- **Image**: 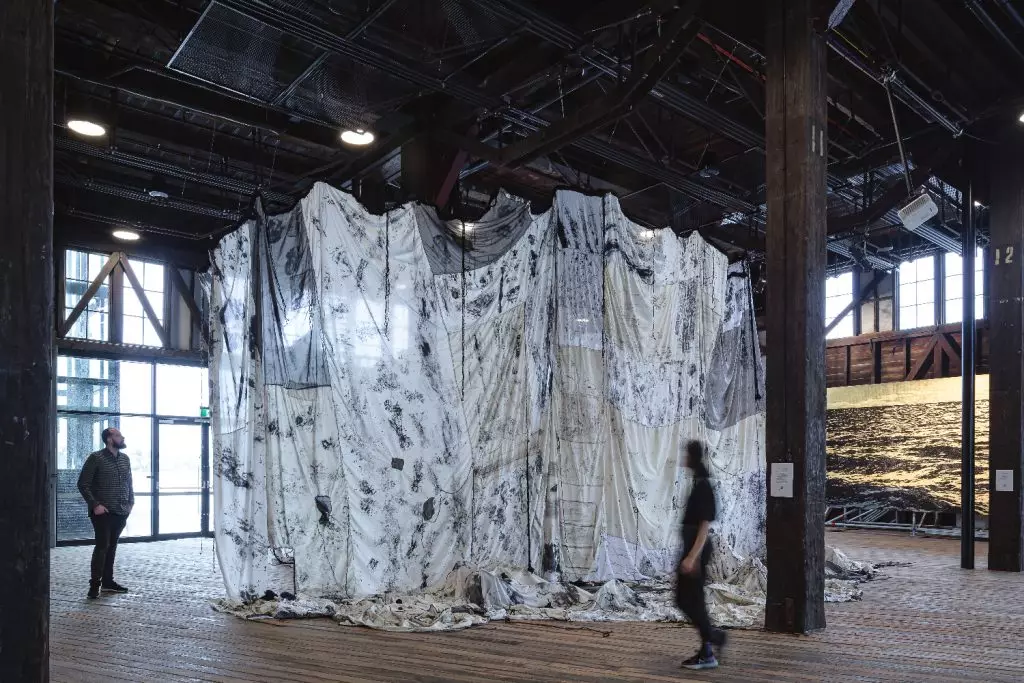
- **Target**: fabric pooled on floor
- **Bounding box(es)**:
[212,545,881,632]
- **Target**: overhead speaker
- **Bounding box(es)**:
[897,192,938,232]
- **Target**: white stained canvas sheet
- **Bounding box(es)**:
[210,183,769,624]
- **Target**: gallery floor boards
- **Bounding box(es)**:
[50,531,1024,682]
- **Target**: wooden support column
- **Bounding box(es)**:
[764,0,828,633]
[988,129,1024,572]
[0,0,54,679]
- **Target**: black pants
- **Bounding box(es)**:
[676,540,720,646]
[89,512,127,584]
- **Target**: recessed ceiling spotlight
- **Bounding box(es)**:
[148,189,170,199]
[112,229,140,242]
[973,200,982,208]
[341,128,375,145]
[67,119,107,137]
[1018,111,1024,124]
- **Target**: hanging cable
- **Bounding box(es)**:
[460,218,466,399]
[384,210,391,338]
[744,259,762,401]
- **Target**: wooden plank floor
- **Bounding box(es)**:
[51,531,1024,682]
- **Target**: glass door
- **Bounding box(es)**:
[155,420,209,536]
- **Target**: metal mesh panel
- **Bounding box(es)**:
[169,2,320,103]
[282,53,413,127]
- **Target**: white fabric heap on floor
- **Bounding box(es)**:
[210,183,847,632]
[211,542,880,632]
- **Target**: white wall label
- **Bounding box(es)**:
[771,463,794,498]
[995,470,1015,492]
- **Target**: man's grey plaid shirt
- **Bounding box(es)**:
[78,449,135,516]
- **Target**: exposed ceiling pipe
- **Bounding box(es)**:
[55,134,294,204]
[825,35,963,137]
[965,0,1024,67]
[58,175,243,220]
[62,209,216,240]
[994,0,1024,33]
[212,0,761,220]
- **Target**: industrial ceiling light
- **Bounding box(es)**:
[340,128,375,145]
[698,151,720,179]
[112,229,140,242]
[67,119,107,137]
[1018,111,1024,124]
[148,189,170,199]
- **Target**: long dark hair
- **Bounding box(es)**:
[685,440,711,479]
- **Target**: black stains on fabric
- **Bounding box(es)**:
[383,399,412,449]
[267,420,279,435]
[321,438,337,449]
[359,480,375,496]
[542,543,559,573]
[373,367,401,392]
[411,460,424,493]
[422,497,436,521]
[391,457,405,471]
[295,415,305,426]
[368,558,379,571]
[420,340,431,357]
[355,259,368,288]
[217,450,253,489]
[315,495,332,525]
[360,497,374,513]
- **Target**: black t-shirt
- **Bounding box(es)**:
[681,477,716,552]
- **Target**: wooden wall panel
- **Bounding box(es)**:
[825,323,989,388]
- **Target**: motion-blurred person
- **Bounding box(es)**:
[677,439,726,669]
[78,426,134,599]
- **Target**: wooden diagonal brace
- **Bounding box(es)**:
[167,266,210,349]
[60,252,120,338]
[120,254,171,348]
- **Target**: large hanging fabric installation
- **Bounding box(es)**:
[210,182,771,619]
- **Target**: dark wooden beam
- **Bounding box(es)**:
[987,128,1024,572]
[56,339,204,365]
[59,252,119,338]
[167,265,209,349]
[494,2,704,167]
[0,0,54,678]
[905,334,940,381]
[120,254,172,348]
[764,0,828,634]
[936,332,961,369]
[824,268,886,336]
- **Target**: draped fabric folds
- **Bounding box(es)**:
[211,183,766,602]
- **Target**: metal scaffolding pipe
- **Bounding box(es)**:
[962,151,977,570]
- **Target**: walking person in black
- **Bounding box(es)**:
[677,439,726,670]
[78,426,134,599]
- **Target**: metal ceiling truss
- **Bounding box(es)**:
[56,0,996,261]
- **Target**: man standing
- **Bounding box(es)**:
[78,426,134,599]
